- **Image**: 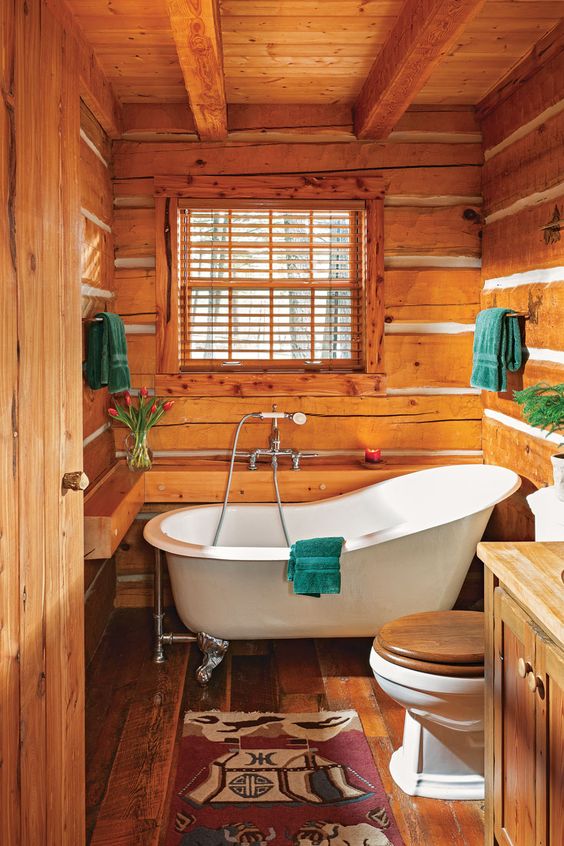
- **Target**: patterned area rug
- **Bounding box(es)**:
[165,710,404,846]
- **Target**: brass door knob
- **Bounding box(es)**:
[517,658,532,679]
[62,471,89,491]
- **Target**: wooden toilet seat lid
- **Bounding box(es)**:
[375,611,485,669]
[372,642,484,677]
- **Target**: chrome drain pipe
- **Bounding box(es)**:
[153,548,196,664]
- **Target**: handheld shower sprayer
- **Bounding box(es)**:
[290,411,307,425]
[259,410,307,425]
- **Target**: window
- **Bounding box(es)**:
[176,203,364,371]
[155,175,385,393]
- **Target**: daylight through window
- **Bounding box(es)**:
[177,203,365,371]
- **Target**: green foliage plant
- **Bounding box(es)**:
[514,383,564,446]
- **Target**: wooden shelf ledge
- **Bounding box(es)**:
[84,464,145,559]
[144,455,481,504]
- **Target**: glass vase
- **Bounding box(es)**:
[125,430,153,471]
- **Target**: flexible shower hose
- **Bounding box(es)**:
[272,457,291,547]
[213,413,291,548]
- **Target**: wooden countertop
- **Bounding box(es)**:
[477,542,564,649]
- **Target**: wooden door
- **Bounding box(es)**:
[534,631,564,846]
[493,587,537,846]
[0,1,86,844]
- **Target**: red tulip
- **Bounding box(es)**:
[149,403,157,414]
[140,386,149,398]
[108,408,119,417]
[163,401,174,412]
[124,392,132,407]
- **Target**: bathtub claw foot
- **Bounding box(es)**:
[196,632,229,685]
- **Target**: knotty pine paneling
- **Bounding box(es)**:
[0,0,20,838]
[2,0,87,840]
[480,27,564,537]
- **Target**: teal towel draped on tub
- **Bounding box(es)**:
[470,307,522,392]
[287,537,344,597]
[85,312,131,394]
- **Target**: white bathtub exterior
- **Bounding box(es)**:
[144,464,520,640]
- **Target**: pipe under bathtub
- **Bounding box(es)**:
[153,547,197,664]
[153,548,230,685]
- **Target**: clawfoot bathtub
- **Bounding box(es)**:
[144,464,519,683]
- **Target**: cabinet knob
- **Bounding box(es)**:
[517,658,532,679]
[62,471,89,491]
[527,672,538,693]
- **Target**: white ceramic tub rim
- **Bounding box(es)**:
[144,464,520,562]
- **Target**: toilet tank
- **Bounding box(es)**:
[527,487,564,541]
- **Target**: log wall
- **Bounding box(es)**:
[81,103,116,487]
[112,111,484,605]
[80,103,117,663]
[479,24,564,541]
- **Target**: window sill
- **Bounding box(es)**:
[155,371,386,397]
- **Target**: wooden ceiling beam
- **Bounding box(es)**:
[165,0,227,142]
[354,0,486,140]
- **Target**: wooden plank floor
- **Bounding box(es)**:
[86,609,484,846]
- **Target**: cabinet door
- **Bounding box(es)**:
[534,631,564,846]
[494,587,537,846]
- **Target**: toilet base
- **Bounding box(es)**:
[389,712,484,800]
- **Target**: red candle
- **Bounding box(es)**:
[364,447,382,464]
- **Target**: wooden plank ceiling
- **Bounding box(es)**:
[66,0,564,134]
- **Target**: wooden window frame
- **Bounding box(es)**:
[154,174,385,397]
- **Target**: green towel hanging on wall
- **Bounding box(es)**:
[470,308,522,392]
[84,312,131,394]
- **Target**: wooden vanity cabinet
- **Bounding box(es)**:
[488,578,564,846]
[534,628,564,846]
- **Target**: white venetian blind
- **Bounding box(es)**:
[177,203,364,371]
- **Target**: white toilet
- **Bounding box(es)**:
[370,610,485,800]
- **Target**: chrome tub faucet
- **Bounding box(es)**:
[246,405,317,471]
